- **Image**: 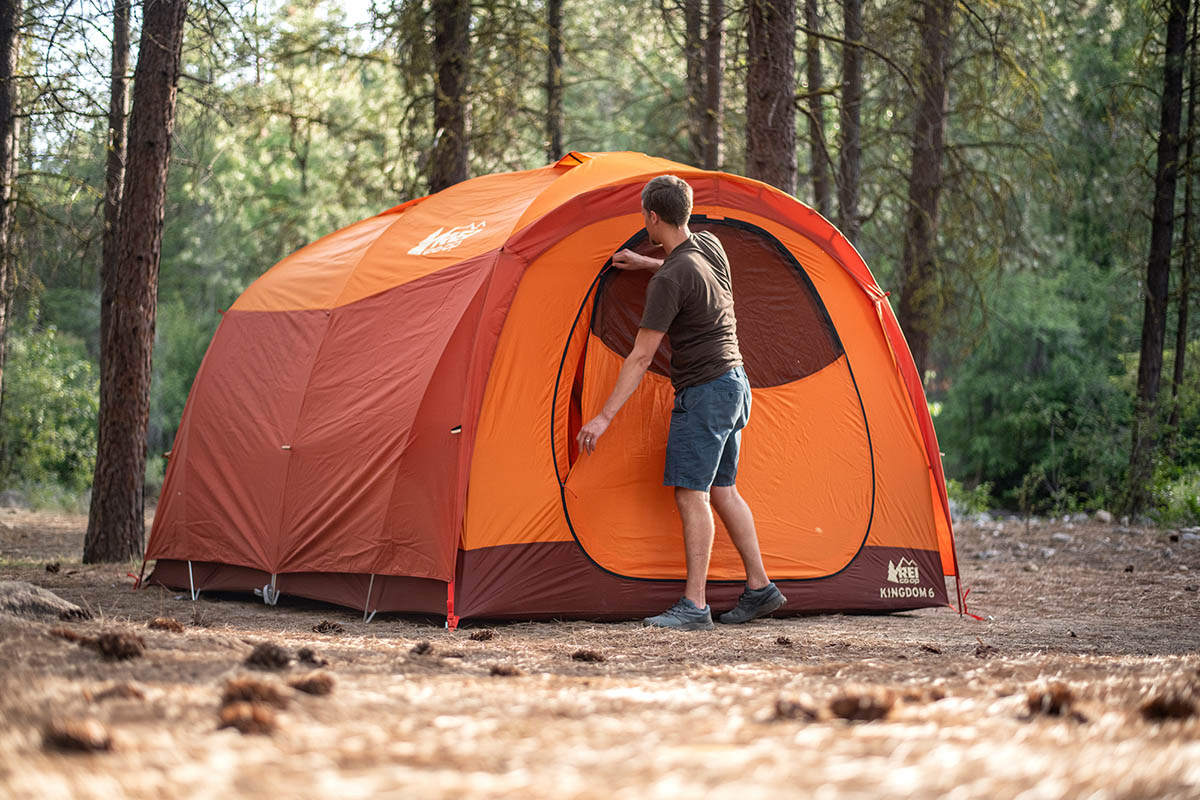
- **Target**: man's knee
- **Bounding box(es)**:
[674,486,709,507]
[710,483,738,508]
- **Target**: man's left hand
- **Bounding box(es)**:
[577,415,611,455]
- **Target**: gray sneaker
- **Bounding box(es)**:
[643,597,714,630]
[718,582,786,624]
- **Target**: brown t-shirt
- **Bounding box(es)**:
[640,231,743,389]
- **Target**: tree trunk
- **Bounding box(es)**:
[84,0,188,564]
[0,0,20,418]
[1169,0,1198,444]
[836,0,862,241]
[545,0,563,162]
[895,0,952,379]
[745,0,796,195]
[684,0,705,165]
[430,0,470,192]
[1127,0,1190,514]
[701,0,723,169]
[100,0,130,372]
[804,0,831,217]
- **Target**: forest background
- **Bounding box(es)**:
[1,0,1197,531]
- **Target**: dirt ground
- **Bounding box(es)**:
[1,509,1198,799]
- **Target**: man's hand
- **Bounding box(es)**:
[576,414,611,455]
[612,249,664,272]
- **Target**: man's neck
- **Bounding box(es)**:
[659,224,691,255]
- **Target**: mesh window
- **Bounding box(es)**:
[590,219,843,388]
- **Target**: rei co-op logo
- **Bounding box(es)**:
[407,221,487,256]
[880,557,934,599]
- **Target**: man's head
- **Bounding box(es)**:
[641,176,693,244]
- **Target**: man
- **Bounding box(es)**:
[575,175,786,631]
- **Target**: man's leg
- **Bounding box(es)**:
[710,484,768,590]
[676,487,715,608]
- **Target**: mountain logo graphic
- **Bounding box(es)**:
[407,220,487,255]
[886,557,920,585]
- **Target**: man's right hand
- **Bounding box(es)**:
[612,249,664,272]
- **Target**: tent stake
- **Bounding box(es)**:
[187,561,199,601]
[363,574,376,623]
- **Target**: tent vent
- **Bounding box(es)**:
[450,426,462,435]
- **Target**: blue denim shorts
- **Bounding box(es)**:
[663,367,752,492]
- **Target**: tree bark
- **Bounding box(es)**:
[545,0,563,162]
[895,0,952,379]
[701,0,723,169]
[100,0,130,371]
[84,0,188,564]
[1168,0,1198,443]
[0,0,21,417]
[836,0,862,241]
[745,0,796,195]
[430,0,470,192]
[684,0,705,165]
[1127,0,1190,514]
[804,0,831,217]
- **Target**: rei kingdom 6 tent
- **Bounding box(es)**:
[145,151,962,623]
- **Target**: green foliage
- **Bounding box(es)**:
[1150,471,1200,526]
[0,320,99,496]
[946,478,993,514]
[937,257,1133,511]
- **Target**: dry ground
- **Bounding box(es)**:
[1,508,1199,799]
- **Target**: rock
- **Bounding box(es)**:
[1023,562,1040,572]
[0,489,27,508]
[973,549,1002,560]
[973,512,993,525]
[0,581,88,621]
[1040,547,1057,559]
[1094,510,1114,524]
[1181,533,1199,543]
[1051,533,1073,544]
[1071,513,1088,523]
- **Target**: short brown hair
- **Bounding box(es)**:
[641,175,693,227]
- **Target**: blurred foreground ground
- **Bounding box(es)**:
[1,508,1198,799]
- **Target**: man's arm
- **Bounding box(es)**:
[612,249,664,272]
[576,327,667,455]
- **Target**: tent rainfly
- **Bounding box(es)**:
[144,151,963,625]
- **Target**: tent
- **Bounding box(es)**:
[145,151,962,624]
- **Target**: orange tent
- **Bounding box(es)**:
[145,151,962,623]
